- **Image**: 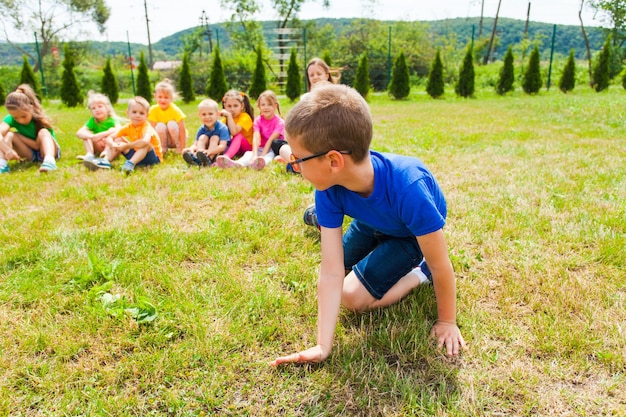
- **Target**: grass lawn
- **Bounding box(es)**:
[0,87,624,416]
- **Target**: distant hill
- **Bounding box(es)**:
[0,17,606,66]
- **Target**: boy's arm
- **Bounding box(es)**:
[417,229,466,356]
[271,226,345,366]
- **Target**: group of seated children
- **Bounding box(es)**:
[0,58,342,175]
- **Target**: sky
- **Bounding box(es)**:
[5,0,604,44]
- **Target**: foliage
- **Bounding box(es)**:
[101,57,119,105]
[0,83,4,104]
[206,46,228,101]
[622,68,626,89]
[248,46,267,99]
[589,0,626,48]
[426,49,444,98]
[322,50,332,67]
[456,45,475,98]
[496,46,515,95]
[0,0,110,65]
[136,52,152,103]
[592,36,611,92]
[60,45,83,107]
[178,53,195,103]
[388,51,410,99]
[285,47,301,102]
[559,50,576,93]
[19,56,41,97]
[523,44,542,94]
[354,52,370,98]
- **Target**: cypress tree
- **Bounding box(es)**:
[455,45,475,98]
[426,49,444,98]
[388,51,410,99]
[322,51,332,67]
[60,45,83,107]
[101,57,119,104]
[354,52,370,98]
[496,46,515,95]
[136,51,152,103]
[285,47,301,101]
[248,46,267,100]
[20,56,41,97]
[179,52,194,103]
[206,46,228,100]
[523,44,542,94]
[592,37,611,92]
[559,50,576,93]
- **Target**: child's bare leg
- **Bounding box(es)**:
[206,136,221,160]
[11,133,38,160]
[36,130,58,159]
[196,134,209,154]
[341,270,421,312]
[154,122,168,153]
[279,144,292,162]
[166,121,180,151]
[128,146,149,165]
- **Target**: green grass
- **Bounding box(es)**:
[1,87,625,416]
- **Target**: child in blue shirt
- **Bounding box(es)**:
[271,84,465,366]
[182,99,230,167]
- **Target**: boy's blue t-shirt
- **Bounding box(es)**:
[315,151,447,237]
[195,120,230,144]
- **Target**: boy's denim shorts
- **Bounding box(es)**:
[343,219,423,300]
[124,148,161,166]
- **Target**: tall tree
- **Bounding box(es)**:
[60,45,82,107]
[388,51,410,99]
[0,0,110,69]
[496,46,515,95]
[248,45,267,99]
[426,49,444,99]
[559,50,577,93]
[590,0,626,47]
[285,47,301,101]
[592,36,611,91]
[207,46,228,100]
[179,52,195,103]
[136,52,152,103]
[579,0,593,82]
[354,52,370,98]
[523,44,542,94]
[456,45,475,98]
[19,56,41,98]
[101,57,119,105]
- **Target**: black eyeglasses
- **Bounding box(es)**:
[289,150,352,172]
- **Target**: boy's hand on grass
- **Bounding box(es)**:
[431,321,466,356]
[270,345,327,367]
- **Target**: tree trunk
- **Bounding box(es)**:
[579,0,593,84]
[483,0,502,65]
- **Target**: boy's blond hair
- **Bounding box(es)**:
[285,84,372,163]
[198,99,219,111]
[128,96,150,112]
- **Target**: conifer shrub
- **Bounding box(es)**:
[426,49,444,99]
[179,52,194,103]
[592,37,611,92]
[60,45,83,107]
[322,51,332,67]
[285,47,301,101]
[354,52,370,98]
[206,46,228,100]
[389,51,410,99]
[456,45,475,98]
[0,84,5,105]
[496,46,515,95]
[248,46,267,100]
[523,44,542,94]
[136,52,152,102]
[101,57,119,104]
[20,56,41,97]
[559,50,576,93]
